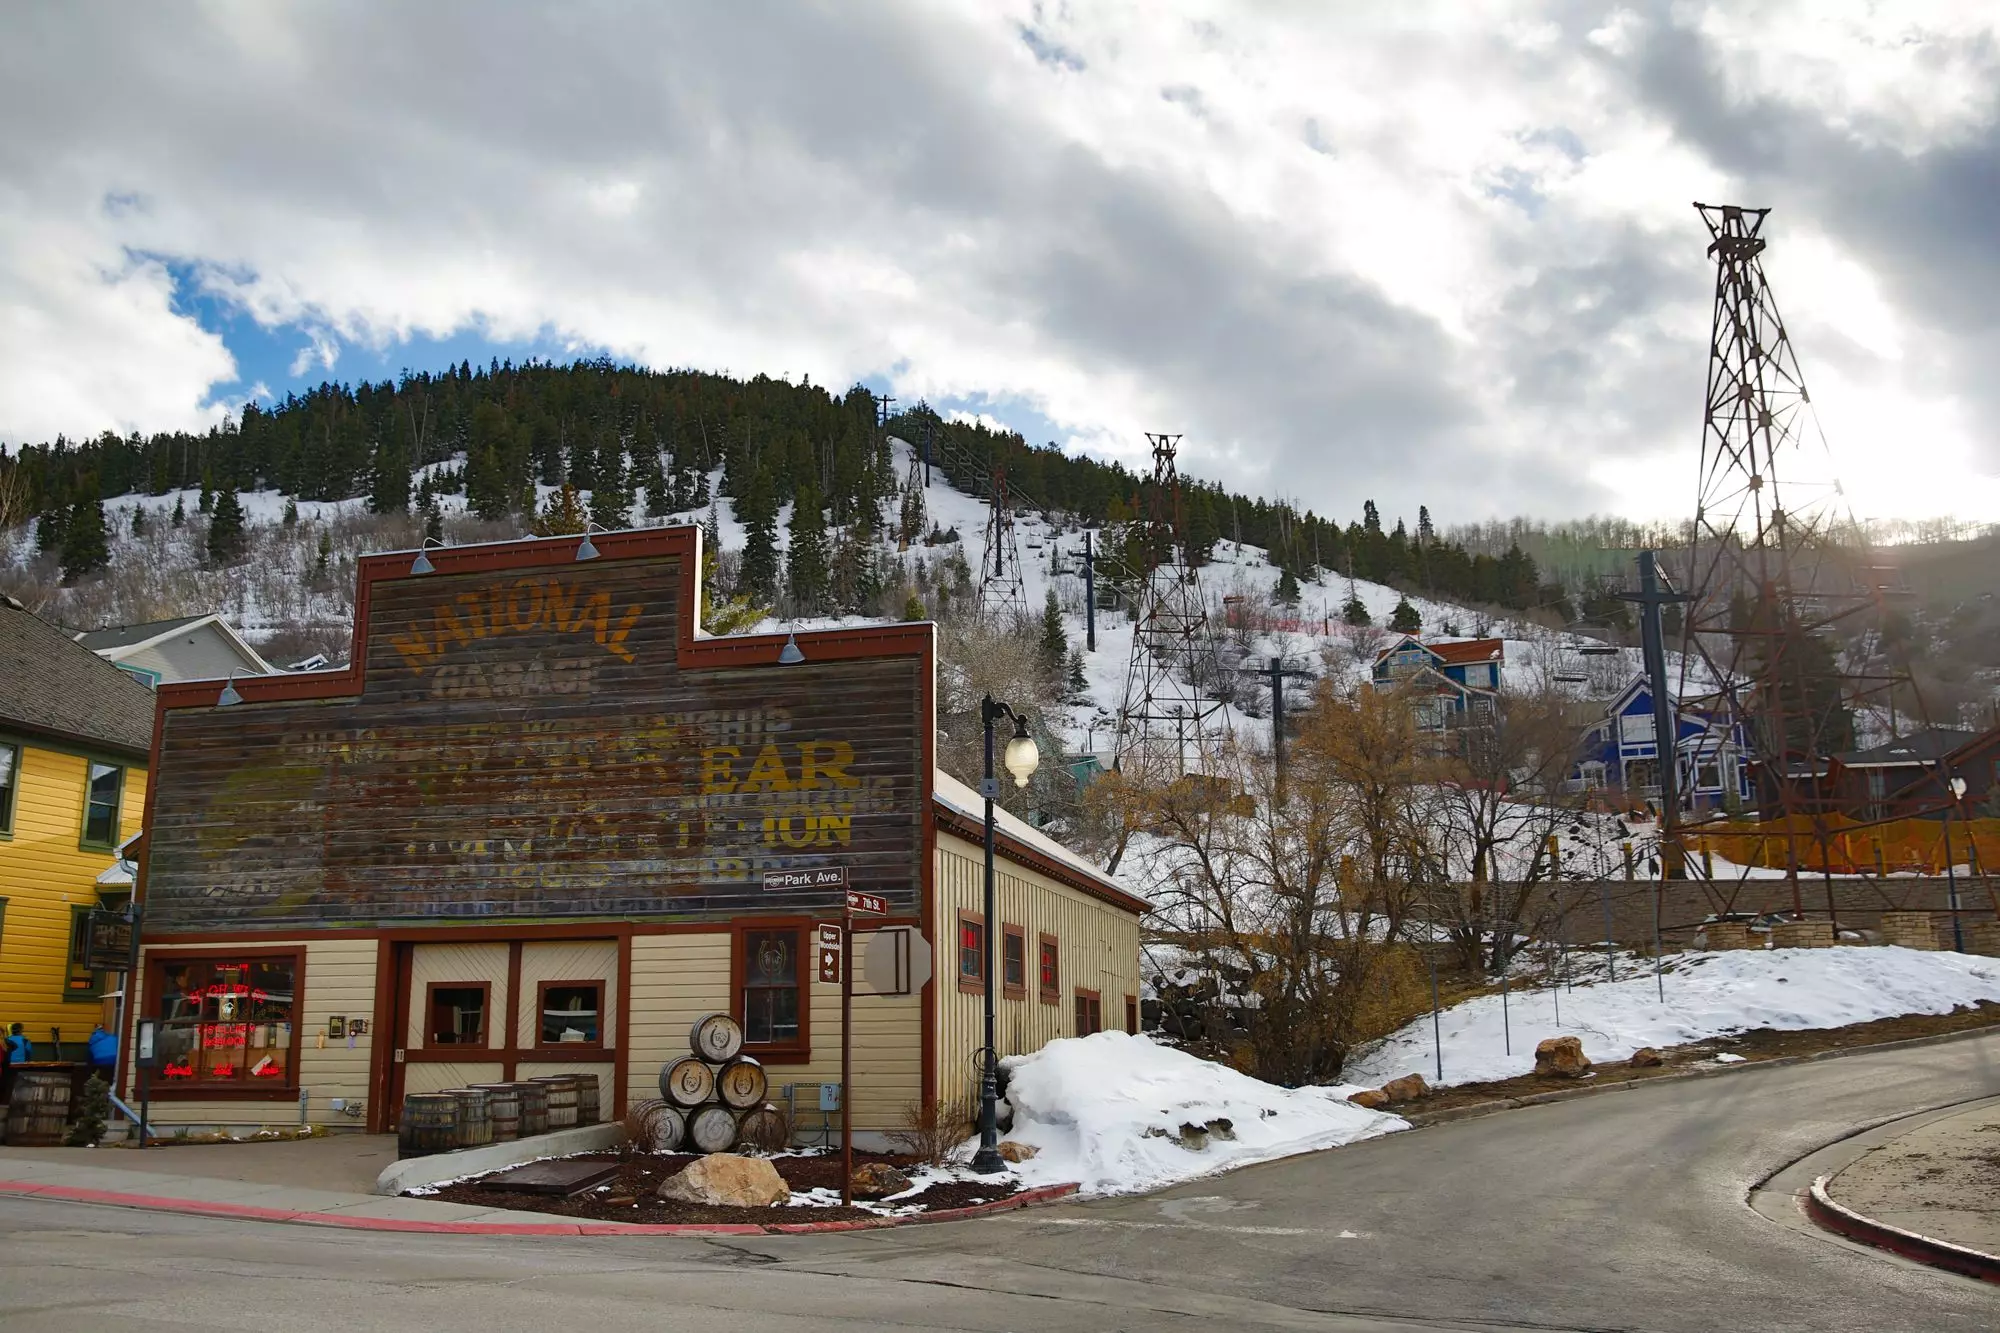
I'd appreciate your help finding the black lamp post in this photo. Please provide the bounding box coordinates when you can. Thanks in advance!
[972,694,1040,1175]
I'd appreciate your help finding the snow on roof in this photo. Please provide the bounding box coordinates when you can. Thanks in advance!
[75,614,208,651]
[932,768,1142,906]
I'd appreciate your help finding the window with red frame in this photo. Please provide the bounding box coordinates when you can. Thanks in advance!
[1002,925,1026,999]
[1038,935,1059,1003]
[958,914,985,991]
[152,956,298,1086]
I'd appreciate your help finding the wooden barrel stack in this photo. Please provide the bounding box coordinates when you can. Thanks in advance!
[513,1080,549,1135]
[576,1073,601,1127]
[655,1013,784,1156]
[398,1092,459,1157]
[4,1069,74,1147]
[534,1074,579,1129]
[447,1088,492,1147]
[474,1083,521,1142]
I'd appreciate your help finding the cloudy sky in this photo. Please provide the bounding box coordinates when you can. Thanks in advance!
[3,1,1996,526]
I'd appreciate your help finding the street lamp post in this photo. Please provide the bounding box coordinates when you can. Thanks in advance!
[1941,770,1968,953]
[971,694,1040,1175]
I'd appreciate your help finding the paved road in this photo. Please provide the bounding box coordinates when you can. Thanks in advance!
[5,1036,2000,1331]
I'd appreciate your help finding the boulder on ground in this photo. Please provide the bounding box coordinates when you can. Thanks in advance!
[1205,1117,1236,1141]
[1175,1121,1212,1151]
[1629,1047,1664,1068]
[849,1162,913,1200]
[656,1153,788,1207]
[1347,1088,1390,1110]
[1379,1073,1430,1104]
[997,1139,1039,1162]
[1534,1035,1591,1078]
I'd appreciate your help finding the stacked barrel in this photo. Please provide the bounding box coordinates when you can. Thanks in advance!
[652,1012,784,1153]
[397,1071,602,1157]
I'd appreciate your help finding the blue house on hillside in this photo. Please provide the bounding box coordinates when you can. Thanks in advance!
[1570,677,1754,812]
[1371,635,1504,733]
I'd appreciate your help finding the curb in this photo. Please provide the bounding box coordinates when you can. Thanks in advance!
[0,1176,1078,1236]
[1400,1021,2000,1128]
[1804,1176,2000,1285]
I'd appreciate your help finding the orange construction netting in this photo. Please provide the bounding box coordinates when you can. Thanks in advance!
[1685,813,1999,875]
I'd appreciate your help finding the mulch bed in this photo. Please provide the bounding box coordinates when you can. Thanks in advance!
[1394,1001,2000,1115]
[417,1148,1022,1224]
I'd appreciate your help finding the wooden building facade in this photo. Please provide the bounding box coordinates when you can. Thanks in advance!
[120,526,1143,1138]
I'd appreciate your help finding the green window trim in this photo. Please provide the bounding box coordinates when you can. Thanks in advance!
[64,904,107,1000]
[79,761,125,851]
[0,740,18,836]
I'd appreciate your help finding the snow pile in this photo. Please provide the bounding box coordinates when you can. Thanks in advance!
[1344,946,2000,1089]
[997,1031,1404,1196]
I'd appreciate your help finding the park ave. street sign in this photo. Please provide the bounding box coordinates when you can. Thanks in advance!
[763,866,847,892]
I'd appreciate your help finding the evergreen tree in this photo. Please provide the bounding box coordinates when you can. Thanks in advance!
[1342,590,1371,627]
[64,1073,110,1146]
[902,593,926,621]
[207,487,247,564]
[589,447,631,530]
[1275,565,1301,606]
[1039,588,1068,677]
[130,507,146,537]
[367,436,411,515]
[785,483,831,614]
[312,529,332,586]
[171,495,185,528]
[534,483,587,536]
[1066,647,1088,701]
[198,478,214,515]
[422,497,445,545]
[1389,595,1421,634]
[738,474,781,604]
[1182,489,1218,567]
[59,480,110,582]
[282,496,299,527]
[703,499,722,557]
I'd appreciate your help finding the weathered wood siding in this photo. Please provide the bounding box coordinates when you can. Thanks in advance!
[143,551,924,933]
[623,931,921,1133]
[129,937,377,1126]
[933,831,1142,1107]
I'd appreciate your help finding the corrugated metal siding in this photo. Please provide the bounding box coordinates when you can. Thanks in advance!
[130,937,378,1126]
[623,932,920,1133]
[0,743,147,1045]
[932,831,1141,1107]
[407,942,510,1048]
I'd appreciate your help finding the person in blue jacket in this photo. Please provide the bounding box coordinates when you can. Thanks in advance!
[4,1023,31,1063]
[88,1023,117,1069]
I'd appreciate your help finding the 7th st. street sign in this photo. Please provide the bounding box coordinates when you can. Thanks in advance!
[845,889,889,915]
[763,866,848,892]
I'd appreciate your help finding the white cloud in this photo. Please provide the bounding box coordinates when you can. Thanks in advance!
[0,0,1995,522]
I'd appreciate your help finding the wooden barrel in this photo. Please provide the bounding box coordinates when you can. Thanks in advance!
[473,1084,520,1142]
[398,1093,459,1158]
[689,1104,738,1154]
[660,1056,715,1108]
[715,1056,767,1110]
[534,1074,579,1129]
[4,1069,73,1147]
[512,1080,549,1136]
[735,1103,789,1153]
[575,1072,600,1126]
[689,1012,744,1062]
[447,1088,492,1148]
[637,1102,686,1152]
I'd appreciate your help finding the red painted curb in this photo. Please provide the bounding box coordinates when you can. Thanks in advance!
[0,1177,1079,1236]
[1805,1177,2000,1285]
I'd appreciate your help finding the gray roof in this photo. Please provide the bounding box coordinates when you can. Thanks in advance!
[1,599,156,757]
[74,614,208,652]
[1834,728,1970,769]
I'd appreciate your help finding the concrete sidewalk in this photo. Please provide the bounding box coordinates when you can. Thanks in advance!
[0,1132,398,1193]
[0,1145,664,1233]
[1819,1095,2000,1265]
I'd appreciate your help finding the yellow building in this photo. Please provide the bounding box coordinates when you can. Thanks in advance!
[1,595,155,1058]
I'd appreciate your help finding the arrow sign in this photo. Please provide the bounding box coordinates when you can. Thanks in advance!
[818,945,842,984]
[845,889,890,916]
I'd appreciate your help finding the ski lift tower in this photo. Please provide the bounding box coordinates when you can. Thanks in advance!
[1113,433,1229,782]
[976,459,1029,620]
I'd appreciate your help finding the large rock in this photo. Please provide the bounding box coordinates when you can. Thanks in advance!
[656,1153,789,1207]
[1534,1035,1591,1078]
[997,1140,1039,1163]
[1347,1088,1390,1110]
[1379,1073,1430,1104]
[849,1162,913,1200]
[1629,1047,1664,1068]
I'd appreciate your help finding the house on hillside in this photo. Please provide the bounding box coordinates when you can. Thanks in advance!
[74,614,276,688]
[1370,635,1503,733]
[1569,678,1754,813]
[0,595,155,1061]
[1821,727,1989,820]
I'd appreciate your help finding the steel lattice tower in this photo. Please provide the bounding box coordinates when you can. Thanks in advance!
[976,460,1029,620]
[1675,203,1926,908]
[1114,433,1229,781]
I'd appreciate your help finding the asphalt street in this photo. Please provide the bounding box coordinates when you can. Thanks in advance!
[5,1035,2000,1332]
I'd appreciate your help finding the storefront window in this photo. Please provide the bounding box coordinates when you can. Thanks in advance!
[538,982,602,1045]
[429,984,489,1046]
[740,930,800,1045]
[152,955,297,1086]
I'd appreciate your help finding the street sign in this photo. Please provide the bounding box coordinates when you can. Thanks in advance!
[764,866,848,892]
[816,923,843,948]
[862,926,932,996]
[83,910,134,972]
[817,945,842,984]
[845,889,889,916]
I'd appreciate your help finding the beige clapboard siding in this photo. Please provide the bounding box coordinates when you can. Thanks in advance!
[404,1062,506,1096]
[407,942,510,1048]
[622,931,921,1132]
[518,940,618,1049]
[933,830,1141,1107]
[130,937,379,1126]
[0,743,147,1043]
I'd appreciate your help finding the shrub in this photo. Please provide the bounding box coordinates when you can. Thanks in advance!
[886,1096,976,1166]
